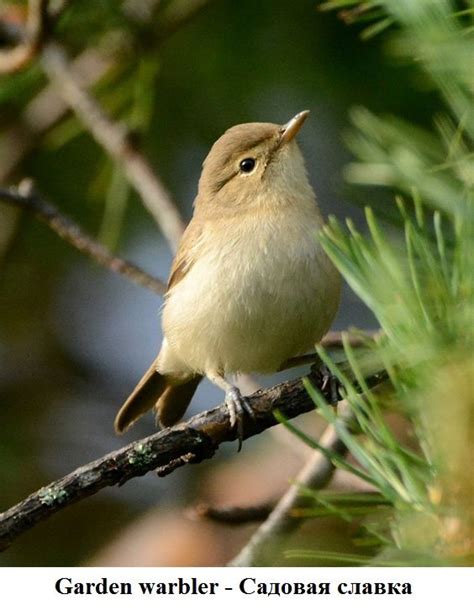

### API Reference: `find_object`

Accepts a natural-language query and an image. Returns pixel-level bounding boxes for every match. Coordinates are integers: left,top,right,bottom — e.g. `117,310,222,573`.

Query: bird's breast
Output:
162,210,340,374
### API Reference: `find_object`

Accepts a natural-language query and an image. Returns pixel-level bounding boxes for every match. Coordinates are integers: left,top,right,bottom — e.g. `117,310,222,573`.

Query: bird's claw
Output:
225,386,255,451
320,364,341,406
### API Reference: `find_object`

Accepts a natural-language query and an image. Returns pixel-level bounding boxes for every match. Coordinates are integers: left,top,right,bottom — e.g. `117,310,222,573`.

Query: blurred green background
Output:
0,0,440,566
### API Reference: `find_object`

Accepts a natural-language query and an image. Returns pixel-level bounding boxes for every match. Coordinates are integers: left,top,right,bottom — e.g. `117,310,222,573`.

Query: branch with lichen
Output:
0,366,387,552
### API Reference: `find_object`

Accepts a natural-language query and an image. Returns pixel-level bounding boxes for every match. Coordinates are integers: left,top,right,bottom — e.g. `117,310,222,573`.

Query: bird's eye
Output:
239,158,256,173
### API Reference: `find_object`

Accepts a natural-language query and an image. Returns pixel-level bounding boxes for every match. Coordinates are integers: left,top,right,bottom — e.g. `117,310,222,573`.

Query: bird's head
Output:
196,111,314,214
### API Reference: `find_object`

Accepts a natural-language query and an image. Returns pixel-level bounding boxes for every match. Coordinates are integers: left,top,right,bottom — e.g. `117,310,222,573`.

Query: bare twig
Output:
0,367,386,552
0,0,49,74
0,49,113,184
0,1,214,183
0,184,167,294
189,501,274,525
229,414,350,567
40,43,186,251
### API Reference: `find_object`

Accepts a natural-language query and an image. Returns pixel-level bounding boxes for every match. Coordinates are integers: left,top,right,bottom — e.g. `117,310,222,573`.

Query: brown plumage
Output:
114,111,341,441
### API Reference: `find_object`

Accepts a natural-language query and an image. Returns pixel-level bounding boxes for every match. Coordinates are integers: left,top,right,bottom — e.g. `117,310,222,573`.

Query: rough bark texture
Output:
0,365,366,552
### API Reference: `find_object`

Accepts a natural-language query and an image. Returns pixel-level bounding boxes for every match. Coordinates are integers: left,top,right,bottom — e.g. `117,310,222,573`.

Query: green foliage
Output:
293,0,474,565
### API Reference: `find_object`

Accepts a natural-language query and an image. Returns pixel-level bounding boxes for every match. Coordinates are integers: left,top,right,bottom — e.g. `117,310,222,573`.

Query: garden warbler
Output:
115,111,341,444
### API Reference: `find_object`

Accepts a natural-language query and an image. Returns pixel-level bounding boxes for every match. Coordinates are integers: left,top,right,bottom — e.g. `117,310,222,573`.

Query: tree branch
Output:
0,48,113,184
192,407,353,531
0,367,387,552
190,501,274,525
40,43,186,251
0,183,166,294
0,2,215,183
0,0,49,74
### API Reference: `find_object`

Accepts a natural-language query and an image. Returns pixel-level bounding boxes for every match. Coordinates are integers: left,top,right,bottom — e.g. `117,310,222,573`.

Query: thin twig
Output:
0,49,113,184
0,0,49,74
189,501,274,525
0,1,214,183
40,43,186,251
0,184,166,294
229,413,350,567
0,367,387,552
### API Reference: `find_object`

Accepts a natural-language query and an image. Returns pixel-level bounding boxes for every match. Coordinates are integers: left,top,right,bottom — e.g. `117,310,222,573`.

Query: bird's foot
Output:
320,364,342,406
225,386,255,451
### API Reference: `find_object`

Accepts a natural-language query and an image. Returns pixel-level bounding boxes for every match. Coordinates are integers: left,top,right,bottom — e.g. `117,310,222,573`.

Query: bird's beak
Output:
279,110,310,145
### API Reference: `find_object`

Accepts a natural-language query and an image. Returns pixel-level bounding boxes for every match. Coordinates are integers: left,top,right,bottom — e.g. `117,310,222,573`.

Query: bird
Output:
114,110,341,446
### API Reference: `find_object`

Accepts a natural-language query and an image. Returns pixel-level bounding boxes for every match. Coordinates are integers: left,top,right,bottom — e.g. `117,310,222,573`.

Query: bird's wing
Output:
167,218,203,291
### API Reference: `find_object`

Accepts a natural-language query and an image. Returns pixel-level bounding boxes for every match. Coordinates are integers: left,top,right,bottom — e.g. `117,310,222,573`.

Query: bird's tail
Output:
114,361,202,434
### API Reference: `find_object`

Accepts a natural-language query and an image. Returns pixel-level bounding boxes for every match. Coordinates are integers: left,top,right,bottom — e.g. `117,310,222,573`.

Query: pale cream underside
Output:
159,197,340,378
